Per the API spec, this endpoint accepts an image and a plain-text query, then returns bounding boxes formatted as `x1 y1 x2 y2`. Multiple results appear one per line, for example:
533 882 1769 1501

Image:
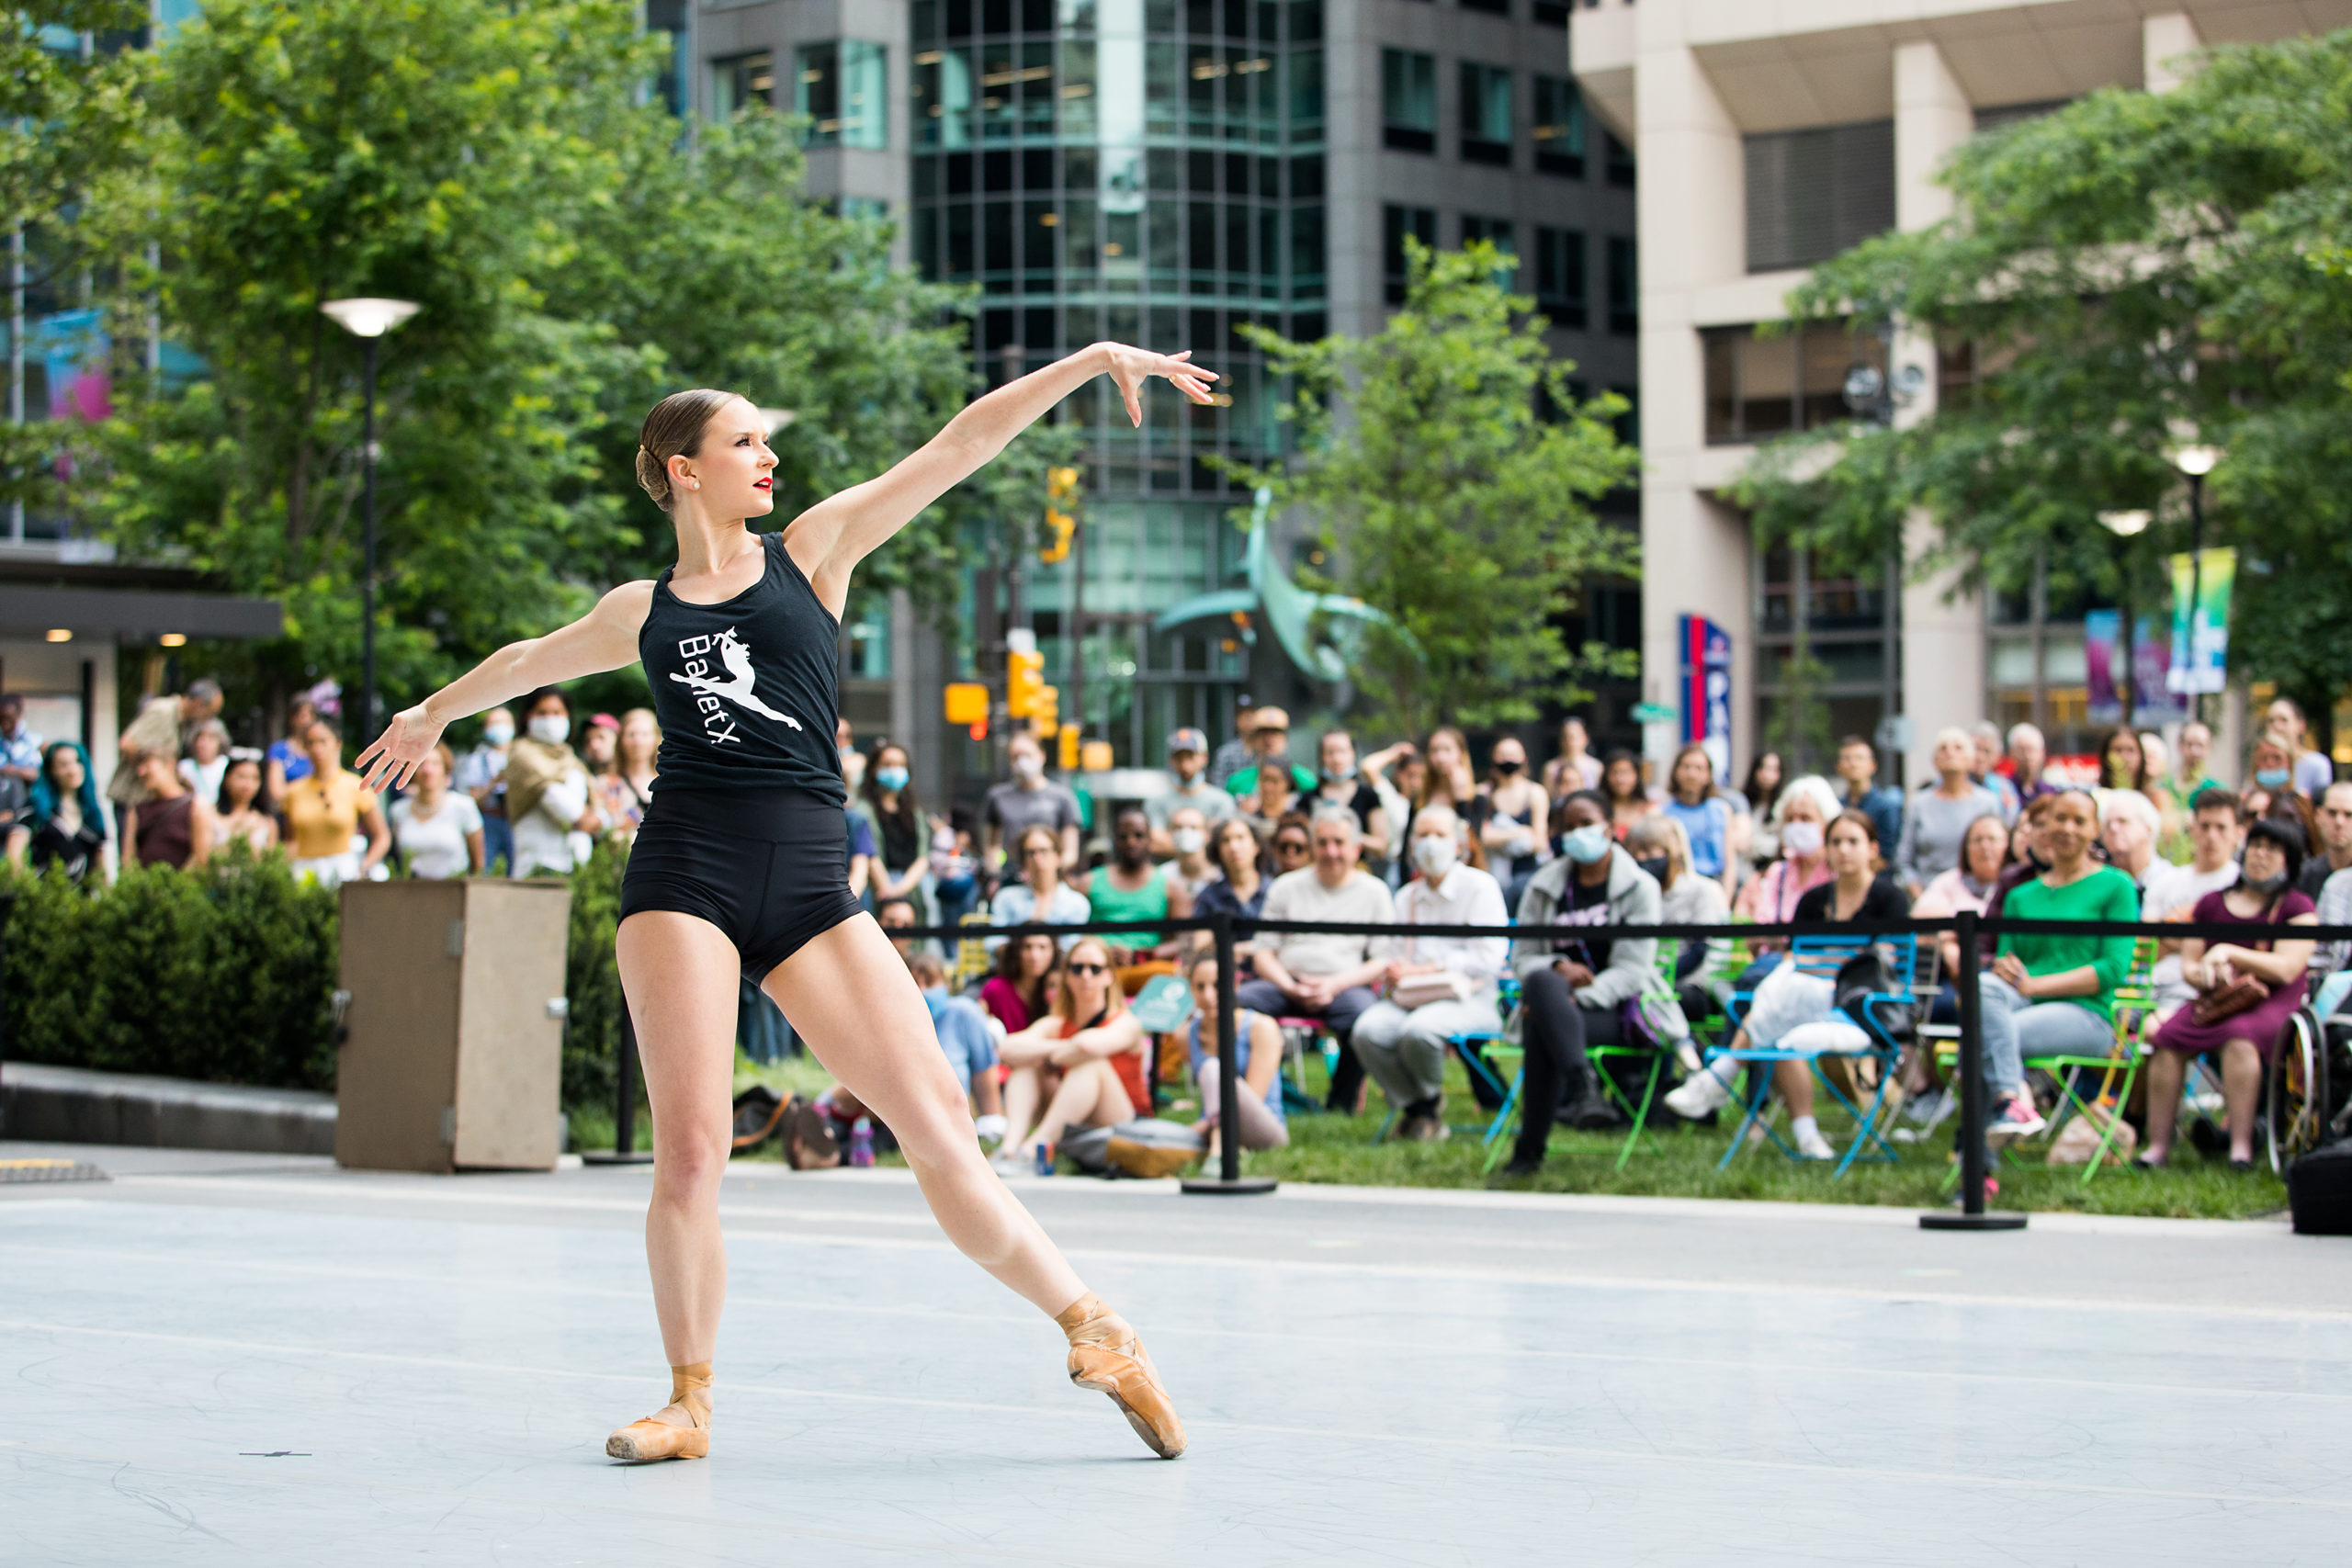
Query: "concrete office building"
670 0 1638 801
1573 0 2350 784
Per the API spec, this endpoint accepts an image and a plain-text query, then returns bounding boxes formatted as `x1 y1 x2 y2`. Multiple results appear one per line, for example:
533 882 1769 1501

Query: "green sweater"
1996 866 2140 1020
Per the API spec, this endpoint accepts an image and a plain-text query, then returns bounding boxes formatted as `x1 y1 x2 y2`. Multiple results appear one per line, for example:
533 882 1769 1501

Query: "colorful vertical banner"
2165 547 2235 697
1679 614 1733 784
2086 611 2189 724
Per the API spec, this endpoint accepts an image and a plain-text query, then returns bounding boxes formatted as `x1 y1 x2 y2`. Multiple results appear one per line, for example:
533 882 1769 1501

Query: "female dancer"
356 342 1216 1463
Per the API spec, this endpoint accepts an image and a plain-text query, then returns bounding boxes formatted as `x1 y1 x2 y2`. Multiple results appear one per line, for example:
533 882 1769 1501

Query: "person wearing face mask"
1145 727 1236 856
503 687 601 877
1158 805 1221 906
1349 804 1510 1141
1501 791 1663 1175
2245 733 2299 814
1624 814 1730 1017
454 705 517 874
1309 729 1388 863
1478 735 1550 910
982 732 1082 879
2143 816 2318 1169
2266 696 2335 801
1731 775 1842 934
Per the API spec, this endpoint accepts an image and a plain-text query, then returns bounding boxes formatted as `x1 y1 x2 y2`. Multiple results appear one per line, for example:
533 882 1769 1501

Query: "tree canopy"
1736 28 2352 726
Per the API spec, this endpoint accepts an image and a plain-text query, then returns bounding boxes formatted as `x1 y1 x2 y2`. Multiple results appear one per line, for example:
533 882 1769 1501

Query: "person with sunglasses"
994 936 1153 1173
986 824 1092 952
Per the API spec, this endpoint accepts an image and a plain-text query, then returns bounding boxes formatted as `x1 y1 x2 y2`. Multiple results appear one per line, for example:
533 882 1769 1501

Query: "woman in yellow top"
282 716 390 887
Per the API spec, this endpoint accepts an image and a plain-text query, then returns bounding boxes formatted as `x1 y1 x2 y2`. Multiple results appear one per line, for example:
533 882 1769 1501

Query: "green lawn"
577 1048 2288 1223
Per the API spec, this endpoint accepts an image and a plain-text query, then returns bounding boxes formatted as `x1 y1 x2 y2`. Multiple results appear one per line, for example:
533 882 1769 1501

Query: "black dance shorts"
618 787 866 981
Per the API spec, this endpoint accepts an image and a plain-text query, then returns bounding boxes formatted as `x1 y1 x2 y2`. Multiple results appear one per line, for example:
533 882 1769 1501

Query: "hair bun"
634 445 671 509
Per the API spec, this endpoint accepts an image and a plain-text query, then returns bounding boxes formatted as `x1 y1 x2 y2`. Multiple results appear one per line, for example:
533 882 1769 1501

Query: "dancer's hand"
1101 344 1217 426
355 705 447 794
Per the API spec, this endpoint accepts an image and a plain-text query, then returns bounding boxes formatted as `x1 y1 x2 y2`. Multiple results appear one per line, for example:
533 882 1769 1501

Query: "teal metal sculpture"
1150 488 1401 683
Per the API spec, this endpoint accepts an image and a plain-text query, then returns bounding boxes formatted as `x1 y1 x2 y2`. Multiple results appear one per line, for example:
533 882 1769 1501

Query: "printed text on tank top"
669 626 800 744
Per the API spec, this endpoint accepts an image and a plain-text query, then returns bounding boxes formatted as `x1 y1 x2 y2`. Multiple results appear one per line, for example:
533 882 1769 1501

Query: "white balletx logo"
671 627 802 745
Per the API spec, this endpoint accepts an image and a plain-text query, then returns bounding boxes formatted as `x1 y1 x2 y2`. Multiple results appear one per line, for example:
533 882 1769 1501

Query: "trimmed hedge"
0 840 630 1108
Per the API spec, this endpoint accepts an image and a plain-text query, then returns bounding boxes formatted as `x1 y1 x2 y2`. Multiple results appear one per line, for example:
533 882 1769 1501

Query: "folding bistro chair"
2015 936 2157 1181
1369 980 1522 1145
1708 932 1918 1178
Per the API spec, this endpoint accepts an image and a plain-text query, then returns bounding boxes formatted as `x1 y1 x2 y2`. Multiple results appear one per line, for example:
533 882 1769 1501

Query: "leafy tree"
1736 29 2352 733
1226 240 1639 737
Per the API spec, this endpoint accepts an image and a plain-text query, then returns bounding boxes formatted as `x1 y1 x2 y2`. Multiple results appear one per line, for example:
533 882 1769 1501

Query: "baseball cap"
1167 727 1208 755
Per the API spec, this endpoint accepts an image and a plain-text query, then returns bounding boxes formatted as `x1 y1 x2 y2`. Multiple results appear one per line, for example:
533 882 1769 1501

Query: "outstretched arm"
785 343 1216 616
354 581 656 794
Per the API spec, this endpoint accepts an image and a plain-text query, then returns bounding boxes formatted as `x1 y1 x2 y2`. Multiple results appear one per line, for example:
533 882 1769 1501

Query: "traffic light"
1005 649 1044 718
1028 682 1059 738
1058 723 1081 772
1040 465 1080 563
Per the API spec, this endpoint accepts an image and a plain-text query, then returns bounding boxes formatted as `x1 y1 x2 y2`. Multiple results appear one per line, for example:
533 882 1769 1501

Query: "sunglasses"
1276 840 1310 854
1022 844 1056 858
1067 961 1109 976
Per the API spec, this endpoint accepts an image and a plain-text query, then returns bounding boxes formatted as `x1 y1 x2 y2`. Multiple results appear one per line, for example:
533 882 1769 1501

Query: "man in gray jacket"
1503 790 1663 1176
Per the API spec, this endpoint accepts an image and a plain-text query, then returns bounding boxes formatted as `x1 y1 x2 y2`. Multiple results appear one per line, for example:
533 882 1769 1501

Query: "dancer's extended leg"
767 913 1184 1456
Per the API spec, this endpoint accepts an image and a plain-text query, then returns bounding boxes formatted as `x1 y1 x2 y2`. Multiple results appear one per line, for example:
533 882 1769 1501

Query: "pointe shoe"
1057 1292 1186 1460
605 1362 713 1462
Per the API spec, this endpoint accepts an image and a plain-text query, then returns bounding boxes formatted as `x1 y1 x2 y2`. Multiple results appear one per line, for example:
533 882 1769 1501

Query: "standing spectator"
1307 729 1387 851
2143 817 2318 1169
987 824 1091 950
1088 807 1190 958
176 678 224 751
1144 727 1236 855
1835 735 1905 864
5 740 107 881
2004 723 2056 807
1600 750 1653 840
389 744 485 879
835 715 867 795
1541 716 1603 799
580 714 628 834
212 750 279 856
1182 950 1289 1157
1192 816 1271 955
1741 750 1787 862
1206 694 1257 788
840 737 877 903
862 740 931 915
2266 695 2335 799
2299 783 2352 897
1971 721 2021 821
2098 788 2165 896
109 693 184 818
1237 812 1395 1114
503 688 598 877
1159 805 1221 908
1502 790 1662 1175
2244 731 2296 815
929 814 981 928
1976 789 2140 1139
179 719 232 808
1361 740 1420 873
980 928 1061 1034
981 732 1081 873
1896 728 2004 895
1478 735 1550 908
1734 774 1841 927
266 696 320 799
598 707 660 843
1351 804 1510 1140
994 935 1153 1173
122 750 216 869
2096 725 2152 797
1222 705 1317 802
1660 742 1736 895
1 692 45 787
2174 719 2223 801
453 705 514 874
281 717 390 887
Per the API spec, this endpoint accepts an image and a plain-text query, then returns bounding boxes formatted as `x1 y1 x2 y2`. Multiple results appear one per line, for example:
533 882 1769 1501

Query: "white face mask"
1410 834 1459 877
1012 753 1044 782
1781 819 1825 858
482 721 514 748
527 715 570 746
1171 826 1206 856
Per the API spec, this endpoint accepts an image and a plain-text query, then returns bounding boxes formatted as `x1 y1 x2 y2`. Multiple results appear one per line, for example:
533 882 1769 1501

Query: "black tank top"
639 530 845 805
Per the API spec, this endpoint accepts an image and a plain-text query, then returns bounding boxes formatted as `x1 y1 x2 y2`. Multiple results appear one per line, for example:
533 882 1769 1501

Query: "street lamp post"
2167 444 2222 726
320 298 421 746
2098 510 2153 725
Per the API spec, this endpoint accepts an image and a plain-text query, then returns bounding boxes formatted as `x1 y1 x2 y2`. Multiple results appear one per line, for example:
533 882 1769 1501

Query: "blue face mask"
876 766 910 793
1327 763 1357 783
2255 767 2290 790
1561 823 1611 864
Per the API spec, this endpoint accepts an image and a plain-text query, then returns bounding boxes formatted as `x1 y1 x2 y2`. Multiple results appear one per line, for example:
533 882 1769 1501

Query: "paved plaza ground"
4 1142 2349 1566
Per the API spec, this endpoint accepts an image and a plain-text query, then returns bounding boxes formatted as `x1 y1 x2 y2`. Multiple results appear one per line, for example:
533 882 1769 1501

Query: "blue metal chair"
1710 933 1917 1178
1371 978 1523 1145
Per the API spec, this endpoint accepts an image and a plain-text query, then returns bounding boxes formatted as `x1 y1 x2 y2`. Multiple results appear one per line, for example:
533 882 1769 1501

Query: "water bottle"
848 1116 875 1168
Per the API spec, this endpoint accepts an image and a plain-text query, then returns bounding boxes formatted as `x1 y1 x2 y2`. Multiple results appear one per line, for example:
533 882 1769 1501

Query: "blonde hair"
1049 936 1128 1024
617 705 662 762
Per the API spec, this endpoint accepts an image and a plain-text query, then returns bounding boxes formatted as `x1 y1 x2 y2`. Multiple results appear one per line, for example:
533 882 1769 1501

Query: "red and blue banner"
1679 615 1733 784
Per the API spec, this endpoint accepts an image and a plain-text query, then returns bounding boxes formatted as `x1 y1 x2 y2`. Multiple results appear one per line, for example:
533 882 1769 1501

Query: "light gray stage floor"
4 1143 2349 1567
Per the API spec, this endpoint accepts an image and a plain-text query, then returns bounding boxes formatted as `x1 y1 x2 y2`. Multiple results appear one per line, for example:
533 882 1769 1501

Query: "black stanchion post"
1921 908 2025 1231
584 990 655 1167
1182 910 1276 1195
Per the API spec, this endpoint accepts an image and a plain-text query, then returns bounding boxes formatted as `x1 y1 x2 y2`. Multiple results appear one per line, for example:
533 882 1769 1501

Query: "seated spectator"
875 896 921 956
1660 742 1737 897
122 750 216 870
1087 807 1192 960
1740 750 1787 863
1349 804 1510 1140
994 935 1152 1172
1159 806 1220 908
2098 787 2165 896
2144 789 2244 1018
1501 790 1661 1175
987 824 1091 951
2313 861 2352 1014
1625 813 1730 1019
504 687 598 875
5 739 107 881
2143 816 2318 1169
1361 740 1420 879
281 716 390 888
1977 789 2139 1141
1236 811 1395 1113
388 744 485 879
1600 749 1654 840
1903 810 2012 1122
1541 716 1602 799
2005 722 2057 809
2299 782 2352 898
1240 754 1302 835
1145 727 1236 856
2242 732 2297 819
213 750 280 856
1306 728 1387 848
1182 949 1288 1157
980 927 1060 1033
180 718 232 808
1418 727 1481 828
2265 694 2335 800
1477 735 1549 908
1971 721 2021 822
1835 734 1905 867
981 731 1081 872
266 695 320 800
1665 809 1910 1159
1265 811 1313 881
930 814 981 928
862 740 932 916
822 951 1008 1144
1192 816 1272 961
1733 773 1842 933
1897 728 2004 895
